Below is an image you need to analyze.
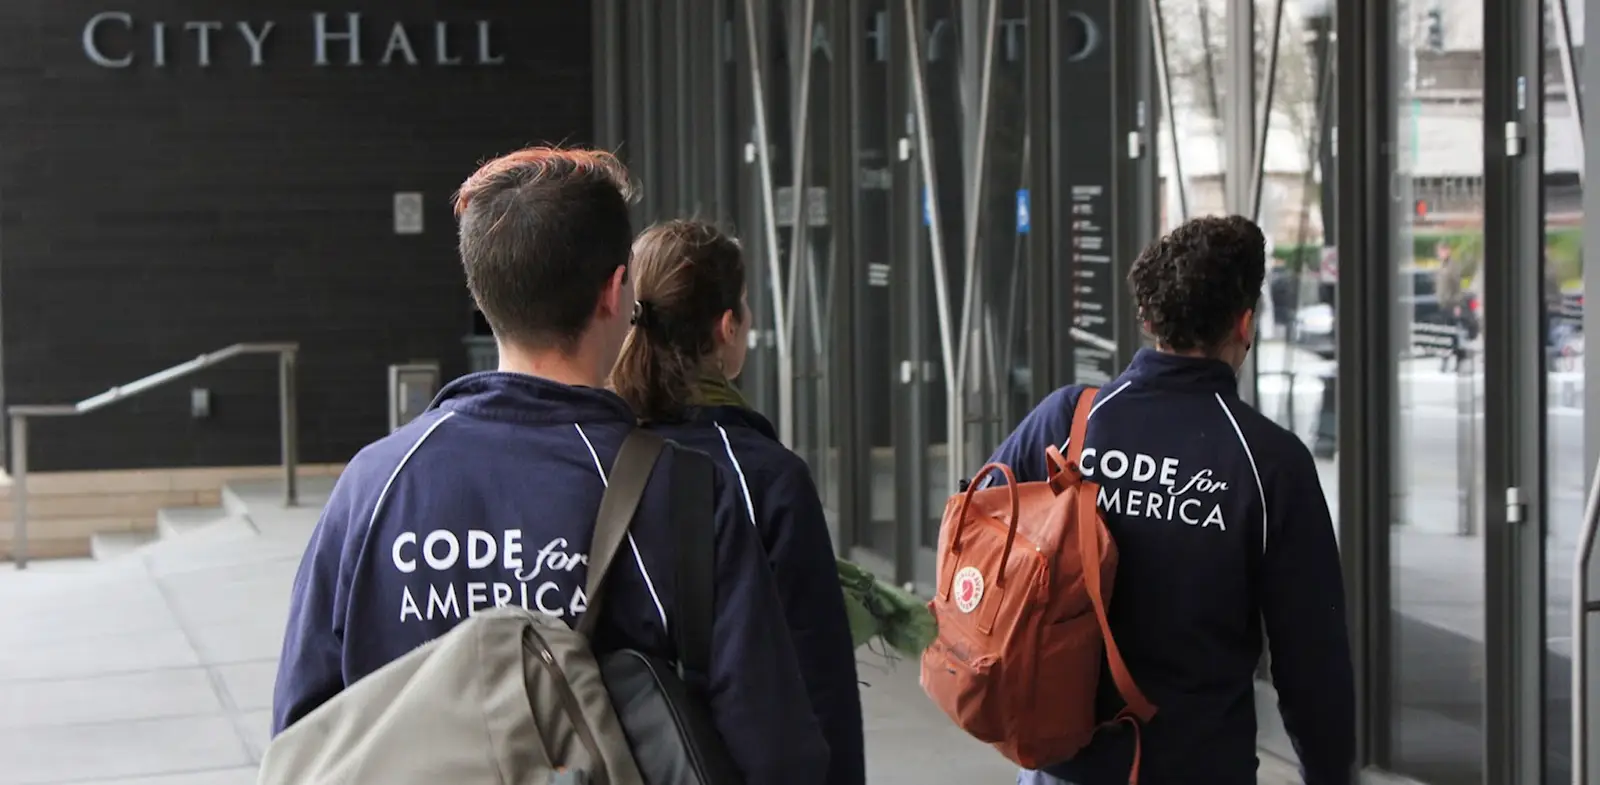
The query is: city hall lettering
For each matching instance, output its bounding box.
[82,12,505,69]
[390,530,589,623]
[1079,448,1231,530]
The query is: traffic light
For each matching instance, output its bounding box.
[1415,199,1429,218]
[1424,7,1444,51]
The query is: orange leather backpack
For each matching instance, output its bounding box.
[921,387,1157,780]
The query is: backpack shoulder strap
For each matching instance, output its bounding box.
[1064,386,1100,466]
[1069,387,1158,722]
[577,429,667,640]
[669,445,716,681]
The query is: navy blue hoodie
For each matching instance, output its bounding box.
[271,372,830,785]
[650,404,866,785]
[988,350,1354,785]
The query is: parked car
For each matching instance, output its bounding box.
[1290,267,1479,360]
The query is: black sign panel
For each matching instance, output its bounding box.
[1068,184,1117,383]
[1051,0,1120,386]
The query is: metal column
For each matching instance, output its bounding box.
[1335,0,1396,766]
[593,0,624,152]
[1025,0,1056,396]
[825,0,860,556]
[1482,0,1548,779]
[1113,0,1157,366]
[1224,0,1258,406]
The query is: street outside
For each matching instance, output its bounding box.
[1255,338,1585,655]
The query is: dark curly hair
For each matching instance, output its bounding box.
[1127,215,1266,353]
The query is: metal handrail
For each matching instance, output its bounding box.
[1573,454,1600,783]
[7,342,300,569]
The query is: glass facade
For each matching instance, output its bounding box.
[595,0,1594,781]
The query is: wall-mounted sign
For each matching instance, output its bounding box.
[393,192,423,235]
[82,12,506,69]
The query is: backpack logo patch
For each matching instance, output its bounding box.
[954,566,985,613]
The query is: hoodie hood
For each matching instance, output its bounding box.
[428,371,637,425]
[688,403,780,443]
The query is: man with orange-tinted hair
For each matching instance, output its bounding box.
[272,147,830,784]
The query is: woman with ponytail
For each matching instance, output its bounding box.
[611,219,868,785]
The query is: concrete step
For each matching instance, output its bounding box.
[223,475,339,522]
[89,530,158,560]
[156,506,233,539]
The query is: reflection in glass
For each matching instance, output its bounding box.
[1155,0,1340,492]
[1242,0,1339,467]
[1543,0,1584,780]
[1389,0,1486,781]
[1156,0,1230,231]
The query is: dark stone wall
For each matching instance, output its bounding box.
[0,0,592,471]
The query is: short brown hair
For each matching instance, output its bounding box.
[610,220,745,422]
[454,147,635,350]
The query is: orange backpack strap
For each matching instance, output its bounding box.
[1048,388,1101,493]
[1069,388,1158,724]
[1064,387,1100,467]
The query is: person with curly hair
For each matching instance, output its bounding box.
[990,215,1354,785]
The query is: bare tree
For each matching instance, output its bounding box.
[1158,0,1323,163]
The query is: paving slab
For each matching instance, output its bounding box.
[0,714,251,784]
[62,769,260,785]
[212,660,278,713]
[0,480,1309,784]
[0,668,223,730]
[0,628,200,683]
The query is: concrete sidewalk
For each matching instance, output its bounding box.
[0,478,1303,784]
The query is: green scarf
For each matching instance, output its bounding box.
[696,373,938,660]
[694,372,751,409]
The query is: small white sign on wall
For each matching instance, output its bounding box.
[393,192,424,235]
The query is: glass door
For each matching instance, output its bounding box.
[1541,0,1584,781]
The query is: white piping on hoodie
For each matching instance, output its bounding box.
[368,411,457,530]
[1213,394,1269,554]
[714,423,758,526]
[574,423,670,629]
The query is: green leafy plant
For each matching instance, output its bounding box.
[837,558,937,662]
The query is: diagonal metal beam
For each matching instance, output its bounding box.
[902,0,959,490]
[1197,0,1229,202]
[1149,0,1191,222]
[1249,0,1286,221]
[952,0,1002,478]
[783,0,818,348]
[741,0,795,444]
[1550,0,1584,183]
